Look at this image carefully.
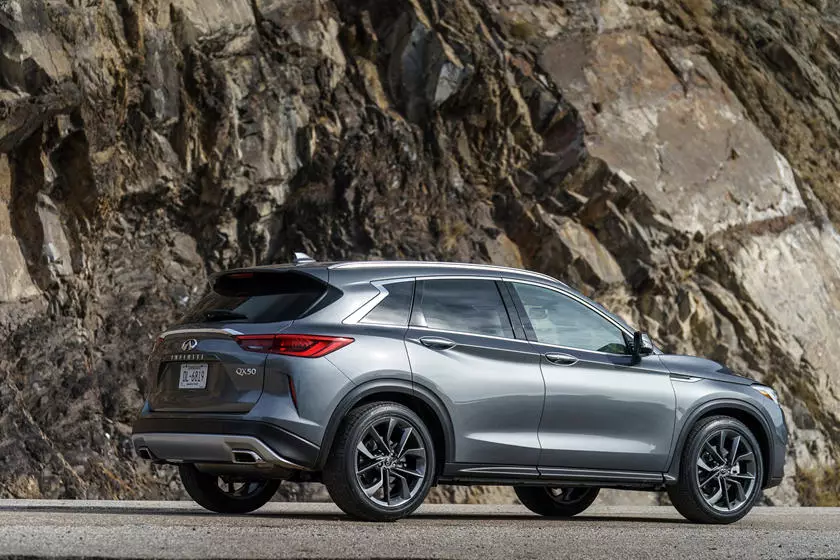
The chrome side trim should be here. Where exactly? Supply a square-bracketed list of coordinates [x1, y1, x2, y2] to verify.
[538, 467, 664, 482]
[457, 466, 540, 477]
[670, 374, 701, 383]
[131, 433, 307, 470]
[159, 328, 244, 339]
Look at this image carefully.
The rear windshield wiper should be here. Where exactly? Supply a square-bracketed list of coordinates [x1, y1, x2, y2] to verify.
[202, 309, 249, 321]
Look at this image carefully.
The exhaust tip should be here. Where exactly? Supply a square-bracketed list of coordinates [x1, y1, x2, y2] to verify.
[232, 450, 263, 464]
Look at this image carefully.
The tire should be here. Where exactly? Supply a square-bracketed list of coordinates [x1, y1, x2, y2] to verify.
[667, 415, 763, 524]
[179, 464, 280, 514]
[514, 486, 600, 517]
[323, 402, 436, 522]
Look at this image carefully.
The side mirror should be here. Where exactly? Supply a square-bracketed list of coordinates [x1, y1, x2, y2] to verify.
[632, 331, 654, 358]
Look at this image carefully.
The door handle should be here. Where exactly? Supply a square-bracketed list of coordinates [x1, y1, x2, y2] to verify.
[544, 352, 578, 366]
[419, 336, 457, 350]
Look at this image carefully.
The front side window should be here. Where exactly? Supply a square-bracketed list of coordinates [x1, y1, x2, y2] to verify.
[413, 279, 514, 338]
[360, 281, 414, 326]
[512, 283, 628, 354]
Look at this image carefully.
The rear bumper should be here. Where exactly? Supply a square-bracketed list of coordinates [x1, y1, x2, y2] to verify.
[131, 417, 320, 469]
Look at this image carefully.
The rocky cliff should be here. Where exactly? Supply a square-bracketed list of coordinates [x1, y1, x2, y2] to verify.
[1, 0, 839, 505]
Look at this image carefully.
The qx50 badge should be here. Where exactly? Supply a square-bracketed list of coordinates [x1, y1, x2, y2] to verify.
[181, 339, 198, 351]
[235, 368, 258, 376]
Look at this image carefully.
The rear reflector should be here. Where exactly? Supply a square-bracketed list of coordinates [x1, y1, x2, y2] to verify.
[234, 334, 354, 358]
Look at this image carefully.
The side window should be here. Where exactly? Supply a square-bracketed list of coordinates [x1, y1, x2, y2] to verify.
[360, 281, 414, 326]
[413, 279, 514, 338]
[512, 283, 628, 355]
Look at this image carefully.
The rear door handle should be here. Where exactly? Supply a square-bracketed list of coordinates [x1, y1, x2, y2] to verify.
[544, 352, 578, 366]
[419, 336, 457, 350]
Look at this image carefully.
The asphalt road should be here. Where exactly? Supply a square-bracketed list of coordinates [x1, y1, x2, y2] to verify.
[1, 500, 838, 559]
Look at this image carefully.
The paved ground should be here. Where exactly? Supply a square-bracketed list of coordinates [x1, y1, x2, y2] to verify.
[0, 501, 839, 559]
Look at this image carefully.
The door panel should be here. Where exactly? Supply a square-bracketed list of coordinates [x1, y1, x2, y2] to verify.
[406, 328, 544, 465]
[536, 348, 676, 471]
[405, 278, 544, 466]
[505, 280, 676, 472]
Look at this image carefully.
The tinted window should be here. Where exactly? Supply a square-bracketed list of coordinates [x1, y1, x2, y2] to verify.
[360, 281, 414, 326]
[413, 279, 514, 338]
[512, 283, 628, 354]
[180, 271, 327, 324]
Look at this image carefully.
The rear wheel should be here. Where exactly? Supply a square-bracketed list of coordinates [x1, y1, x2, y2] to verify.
[515, 486, 600, 517]
[667, 416, 763, 524]
[323, 402, 436, 521]
[179, 464, 280, 514]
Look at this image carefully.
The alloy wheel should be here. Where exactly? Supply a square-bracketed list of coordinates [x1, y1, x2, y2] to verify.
[354, 416, 428, 508]
[695, 428, 758, 512]
[215, 477, 271, 500]
[546, 487, 591, 504]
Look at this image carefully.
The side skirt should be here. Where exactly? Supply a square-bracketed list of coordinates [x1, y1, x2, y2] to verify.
[438, 463, 667, 490]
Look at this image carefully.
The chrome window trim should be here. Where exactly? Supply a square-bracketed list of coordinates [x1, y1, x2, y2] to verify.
[160, 328, 243, 339]
[409, 325, 530, 346]
[343, 278, 415, 325]
[504, 278, 634, 356]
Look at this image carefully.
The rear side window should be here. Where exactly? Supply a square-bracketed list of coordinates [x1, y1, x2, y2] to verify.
[180, 271, 329, 324]
[412, 279, 514, 338]
[360, 281, 414, 326]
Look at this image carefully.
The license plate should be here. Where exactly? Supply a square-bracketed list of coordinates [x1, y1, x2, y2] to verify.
[178, 363, 208, 389]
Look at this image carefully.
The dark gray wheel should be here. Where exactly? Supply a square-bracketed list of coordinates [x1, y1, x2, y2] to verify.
[515, 486, 600, 517]
[179, 464, 280, 514]
[668, 416, 763, 524]
[323, 402, 436, 521]
[354, 416, 429, 508]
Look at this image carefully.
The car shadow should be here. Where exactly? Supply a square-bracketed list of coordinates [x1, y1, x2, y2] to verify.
[0, 504, 339, 521]
[0, 504, 689, 524]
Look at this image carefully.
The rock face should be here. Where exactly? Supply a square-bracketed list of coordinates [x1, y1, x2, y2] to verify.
[0, 0, 839, 505]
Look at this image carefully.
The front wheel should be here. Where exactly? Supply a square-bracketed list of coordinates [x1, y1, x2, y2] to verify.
[515, 486, 600, 517]
[667, 416, 763, 524]
[179, 464, 280, 514]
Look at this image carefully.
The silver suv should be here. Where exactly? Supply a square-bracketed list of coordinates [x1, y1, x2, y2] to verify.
[132, 259, 786, 523]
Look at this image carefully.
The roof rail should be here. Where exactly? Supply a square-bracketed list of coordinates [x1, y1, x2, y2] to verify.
[329, 260, 564, 285]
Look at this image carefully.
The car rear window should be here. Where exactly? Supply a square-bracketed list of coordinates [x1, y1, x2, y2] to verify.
[179, 271, 329, 324]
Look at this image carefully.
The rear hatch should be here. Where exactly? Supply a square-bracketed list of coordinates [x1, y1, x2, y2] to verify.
[147, 269, 334, 413]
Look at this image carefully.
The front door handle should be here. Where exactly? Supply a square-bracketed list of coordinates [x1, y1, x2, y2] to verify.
[544, 352, 578, 366]
[419, 336, 457, 350]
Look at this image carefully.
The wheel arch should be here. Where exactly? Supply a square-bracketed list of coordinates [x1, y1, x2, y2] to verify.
[666, 399, 773, 488]
[315, 379, 455, 476]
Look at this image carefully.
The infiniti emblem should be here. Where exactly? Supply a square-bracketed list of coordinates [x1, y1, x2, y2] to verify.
[181, 339, 198, 351]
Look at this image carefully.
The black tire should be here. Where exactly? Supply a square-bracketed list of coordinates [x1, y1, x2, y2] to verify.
[179, 464, 280, 514]
[667, 416, 764, 524]
[323, 402, 436, 522]
[514, 486, 600, 517]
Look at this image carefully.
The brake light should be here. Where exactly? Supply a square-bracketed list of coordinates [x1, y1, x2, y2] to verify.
[235, 334, 353, 357]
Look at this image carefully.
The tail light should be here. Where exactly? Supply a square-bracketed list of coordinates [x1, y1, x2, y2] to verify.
[234, 334, 354, 358]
